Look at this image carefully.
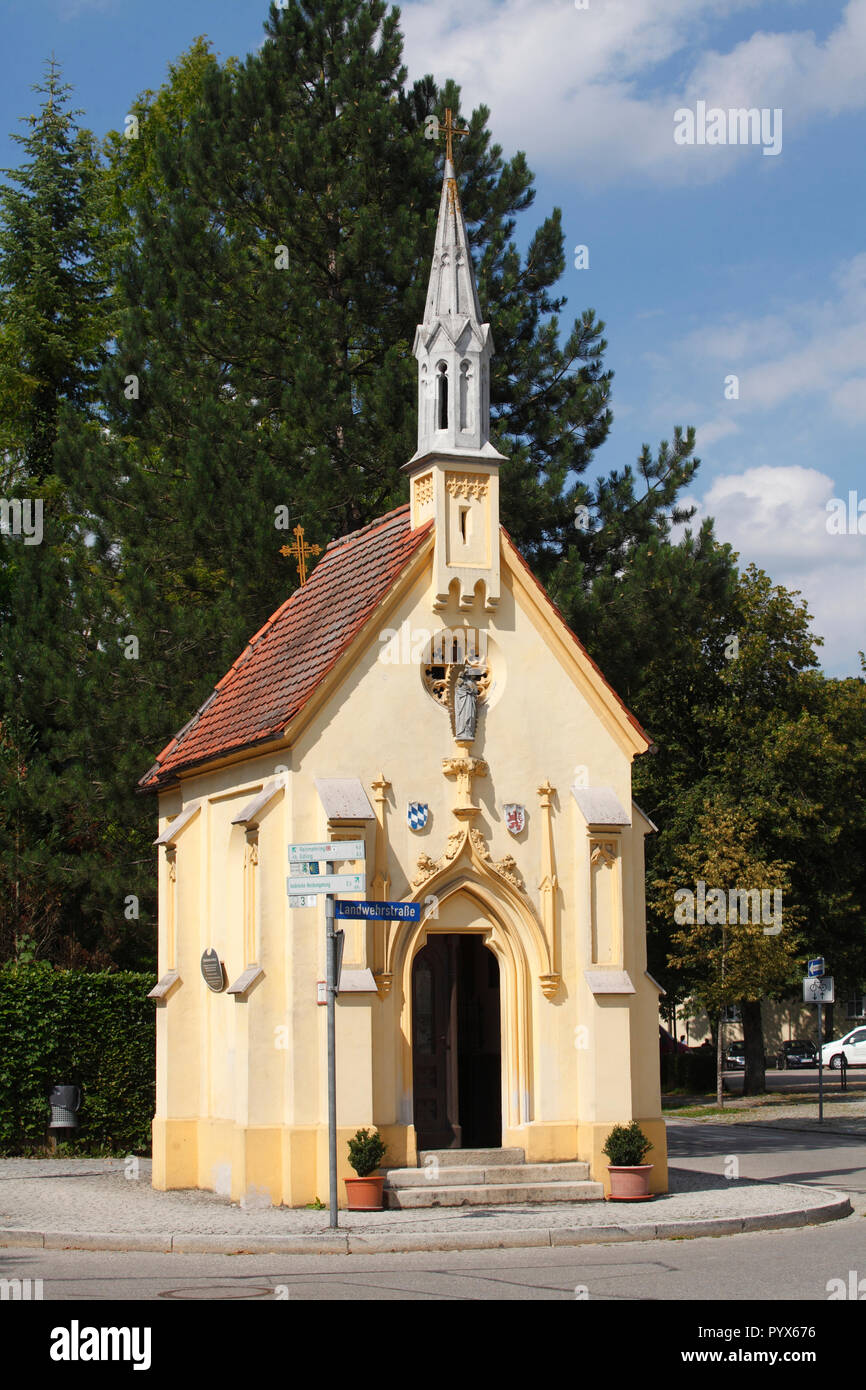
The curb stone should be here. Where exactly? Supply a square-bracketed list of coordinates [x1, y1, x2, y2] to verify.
[42, 1232, 173, 1253]
[736, 1120, 866, 1141]
[0, 1194, 851, 1256]
[170, 1234, 350, 1255]
[346, 1228, 552, 1254]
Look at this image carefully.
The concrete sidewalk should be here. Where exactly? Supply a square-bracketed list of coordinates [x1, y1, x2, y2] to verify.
[0, 1158, 852, 1254]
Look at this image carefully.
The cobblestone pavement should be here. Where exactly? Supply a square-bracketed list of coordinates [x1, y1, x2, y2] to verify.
[0, 1157, 851, 1250]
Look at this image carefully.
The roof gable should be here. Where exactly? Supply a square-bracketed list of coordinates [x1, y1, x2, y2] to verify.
[500, 528, 650, 756]
[140, 506, 648, 791]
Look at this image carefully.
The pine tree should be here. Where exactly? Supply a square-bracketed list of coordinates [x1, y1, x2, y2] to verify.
[0, 57, 106, 477]
[0, 59, 123, 966]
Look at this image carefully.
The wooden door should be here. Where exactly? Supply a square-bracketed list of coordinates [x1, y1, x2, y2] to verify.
[456, 934, 502, 1148]
[412, 936, 459, 1150]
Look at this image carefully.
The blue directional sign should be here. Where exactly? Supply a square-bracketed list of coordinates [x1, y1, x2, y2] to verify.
[808, 957, 825, 978]
[335, 900, 421, 922]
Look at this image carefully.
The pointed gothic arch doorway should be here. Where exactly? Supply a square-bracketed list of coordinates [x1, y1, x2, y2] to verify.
[411, 933, 502, 1150]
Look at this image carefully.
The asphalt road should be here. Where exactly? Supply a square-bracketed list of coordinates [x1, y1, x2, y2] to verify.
[666, 1120, 866, 1194]
[720, 1069, 866, 1097]
[4, 1121, 864, 1302]
[3, 1216, 864, 1302]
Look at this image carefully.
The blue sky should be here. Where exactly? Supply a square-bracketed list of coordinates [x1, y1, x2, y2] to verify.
[3, 0, 864, 674]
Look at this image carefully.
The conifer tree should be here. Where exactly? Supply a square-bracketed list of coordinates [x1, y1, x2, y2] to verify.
[0, 58, 106, 477]
[0, 60, 123, 965]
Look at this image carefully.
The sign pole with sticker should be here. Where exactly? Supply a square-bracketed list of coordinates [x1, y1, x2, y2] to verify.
[325, 863, 339, 1228]
[803, 970, 833, 1125]
[286, 841, 365, 1227]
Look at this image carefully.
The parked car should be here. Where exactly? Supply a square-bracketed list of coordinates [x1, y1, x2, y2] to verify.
[820, 1026, 866, 1070]
[724, 1041, 746, 1070]
[776, 1040, 817, 1069]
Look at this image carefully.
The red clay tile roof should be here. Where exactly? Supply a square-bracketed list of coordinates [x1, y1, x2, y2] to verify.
[139, 505, 432, 790]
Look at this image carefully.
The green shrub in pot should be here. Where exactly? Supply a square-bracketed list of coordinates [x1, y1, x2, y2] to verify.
[347, 1128, 387, 1176]
[602, 1120, 652, 1167]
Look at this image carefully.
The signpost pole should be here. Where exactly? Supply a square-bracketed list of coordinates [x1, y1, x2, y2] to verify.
[286, 840, 368, 1230]
[817, 999, 824, 1125]
[325, 864, 338, 1229]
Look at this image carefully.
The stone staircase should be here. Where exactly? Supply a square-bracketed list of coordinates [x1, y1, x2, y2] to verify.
[383, 1147, 604, 1209]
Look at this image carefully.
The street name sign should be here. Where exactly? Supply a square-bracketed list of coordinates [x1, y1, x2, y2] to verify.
[803, 976, 834, 1003]
[287, 840, 365, 863]
[286, 872, 366, 896]
[335, 900, 421, 922]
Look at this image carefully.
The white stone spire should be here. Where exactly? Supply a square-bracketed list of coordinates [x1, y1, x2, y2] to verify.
[406, 149, 504, 612]
[409, 159, 504, 463]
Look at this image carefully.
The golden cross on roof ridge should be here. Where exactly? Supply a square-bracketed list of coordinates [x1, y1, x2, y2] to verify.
[280, 524, 322, 586]
[438, 108, 470, 166]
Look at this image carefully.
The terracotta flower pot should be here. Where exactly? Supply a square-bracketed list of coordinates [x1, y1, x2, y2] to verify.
[344, 1175, 386, 1210]
[606, 1164, 654, 1201]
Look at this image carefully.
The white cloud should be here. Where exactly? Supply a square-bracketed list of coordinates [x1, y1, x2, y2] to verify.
[680, 464, 866, 671]
[695, 417, 741, 448]
[688, 0, 866, 119]
[832, 378, 866, 422]
[400, 0, 866, 185]
[665, 252, 866, 426]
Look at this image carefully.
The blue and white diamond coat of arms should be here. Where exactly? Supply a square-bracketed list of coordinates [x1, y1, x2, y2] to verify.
[407, 802, 429, 832]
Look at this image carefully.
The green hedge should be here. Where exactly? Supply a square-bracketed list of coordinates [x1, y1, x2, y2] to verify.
[660, 1050, 717, 1094]
[0, 962, 156, 1155]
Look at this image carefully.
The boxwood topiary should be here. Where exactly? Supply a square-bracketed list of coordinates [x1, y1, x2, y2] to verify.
[346, 1127, 387, 1176]
[602, 1120, 653, 1167]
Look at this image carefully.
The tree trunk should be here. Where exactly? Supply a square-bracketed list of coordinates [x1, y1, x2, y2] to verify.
[715, 1015, 724, 1107]
[741, 999, 766, 1095]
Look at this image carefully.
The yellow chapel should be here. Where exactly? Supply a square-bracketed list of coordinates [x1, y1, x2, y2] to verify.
[141, 148, 668, 1207]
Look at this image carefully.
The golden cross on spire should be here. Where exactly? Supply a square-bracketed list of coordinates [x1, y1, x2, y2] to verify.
[280, 524, 321, 586]
[438, 108, 470, 165]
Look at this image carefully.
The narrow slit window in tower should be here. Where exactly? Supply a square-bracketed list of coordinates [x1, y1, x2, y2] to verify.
[437, 362, 448, 430]
[459, 360, 472, 432]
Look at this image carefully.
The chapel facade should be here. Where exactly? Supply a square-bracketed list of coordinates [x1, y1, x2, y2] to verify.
[142, 151, 668, 1206]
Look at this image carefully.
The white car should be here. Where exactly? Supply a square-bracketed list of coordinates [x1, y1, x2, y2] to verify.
[820, 1026, 866, 1069]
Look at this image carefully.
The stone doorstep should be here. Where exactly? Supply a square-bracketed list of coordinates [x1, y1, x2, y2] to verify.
[417, 1147, 526, 1166]
[385, 1162, 592, 1188]
[389, 1149, 603, 1208]
[385, 1181, 605, 1209]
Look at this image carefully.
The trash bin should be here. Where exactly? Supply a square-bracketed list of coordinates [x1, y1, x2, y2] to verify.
[47, 1084, 81, 1130]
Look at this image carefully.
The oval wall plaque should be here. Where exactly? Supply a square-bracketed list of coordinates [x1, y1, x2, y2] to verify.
[200, 948, 225, 993]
